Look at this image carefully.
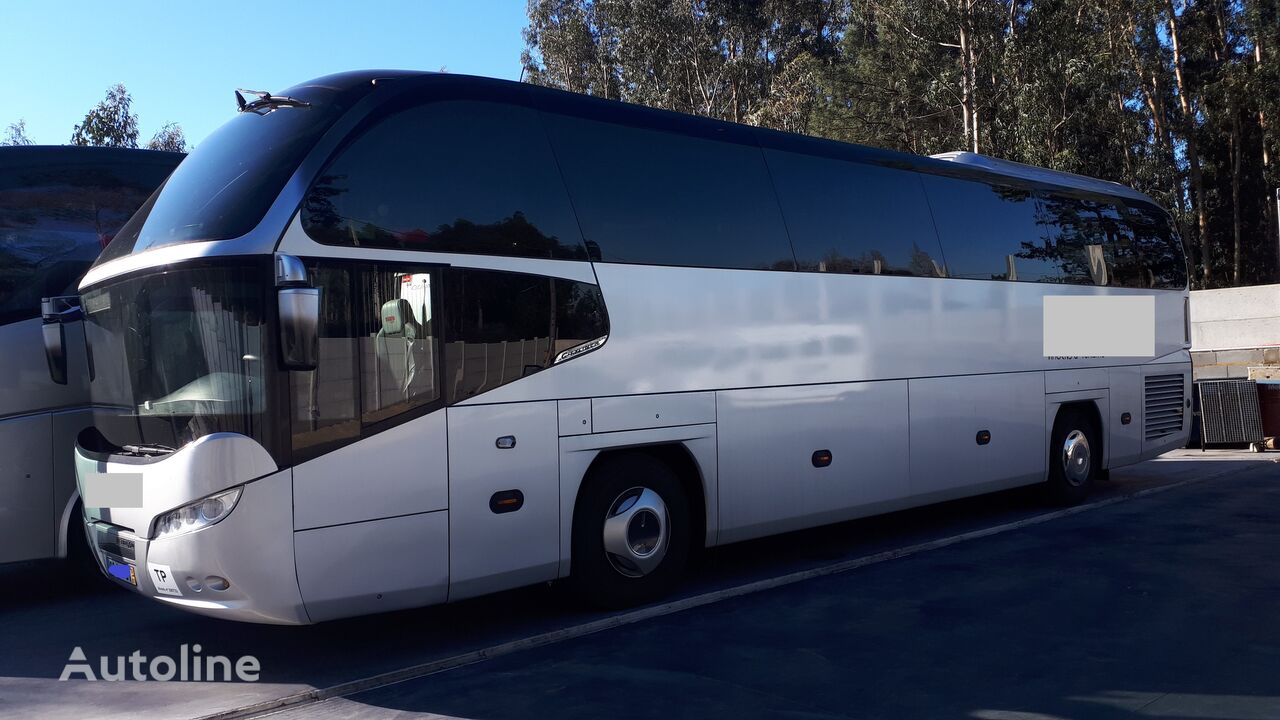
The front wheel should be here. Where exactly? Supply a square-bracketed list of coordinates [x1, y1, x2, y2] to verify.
[568, 453, 691, 609]
[1046, 408, 1101, 506]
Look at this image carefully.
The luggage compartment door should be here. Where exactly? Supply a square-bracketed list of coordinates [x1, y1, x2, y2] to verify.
[447, 401, 560, 601]
[909, 373, 1046, 497]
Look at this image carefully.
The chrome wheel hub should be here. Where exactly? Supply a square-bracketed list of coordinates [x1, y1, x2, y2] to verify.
[602, 487, 669, 578]
[1062, 429, 1092, 486]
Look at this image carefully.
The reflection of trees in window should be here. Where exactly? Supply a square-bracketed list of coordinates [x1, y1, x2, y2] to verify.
[554, 278, 609, 355]
[800, 243, 942, 278]
[1025, 193, 1185, 289]
[444, 268, 608, 402]
[1126, 206, 1187, 289]
[301, 172, 345, 232]
[1016, 194, 1097, 284]
[0, 164, 164, 322]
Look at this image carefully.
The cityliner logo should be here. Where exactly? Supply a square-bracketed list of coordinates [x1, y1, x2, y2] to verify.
[59, 645, 260, 682]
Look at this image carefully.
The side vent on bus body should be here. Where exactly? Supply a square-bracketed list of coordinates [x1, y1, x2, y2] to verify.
[1144, 374, 1185, 441]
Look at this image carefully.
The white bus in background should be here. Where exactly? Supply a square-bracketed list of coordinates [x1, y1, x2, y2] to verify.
[72, 72, 1190, 624]
[0, 145, 182, 565]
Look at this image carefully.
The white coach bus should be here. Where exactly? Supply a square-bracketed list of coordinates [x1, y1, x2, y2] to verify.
[0, 146, 181, 565]
[72, 72, 1190, 624]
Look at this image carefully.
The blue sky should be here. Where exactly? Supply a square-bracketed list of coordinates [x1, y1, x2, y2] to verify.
[0, 1, 528, 147]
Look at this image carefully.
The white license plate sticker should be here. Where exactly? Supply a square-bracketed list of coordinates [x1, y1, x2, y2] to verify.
[147, 563, 183, 596]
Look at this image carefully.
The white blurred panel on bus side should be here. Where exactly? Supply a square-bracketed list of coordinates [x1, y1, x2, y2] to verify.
[447, 401, 560, 601]
[716, 381, 910, 545]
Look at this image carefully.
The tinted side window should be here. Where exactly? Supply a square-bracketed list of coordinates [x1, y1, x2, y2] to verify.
[303, 101, 587, 260]
[1123, 204, 1188, 289]
[766, 151, 945, 276]
[291, 265, 358, 455]
[542, 113, 795, 270]
[0, 161, 174, 324]
[921, 174, 1056, 282]
[1029, 192, 1111, 284]
[444, 268, 608, 403]
[1036, 192, 1190, 289]
[358, 270, 440, 424]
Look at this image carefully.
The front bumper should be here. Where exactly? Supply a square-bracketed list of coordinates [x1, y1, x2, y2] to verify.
[87, 469, 310, 625]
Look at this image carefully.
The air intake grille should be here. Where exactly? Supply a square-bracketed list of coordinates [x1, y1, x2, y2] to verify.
[1196, 378, 1263, 445]
[1144, 374, 1186, 441]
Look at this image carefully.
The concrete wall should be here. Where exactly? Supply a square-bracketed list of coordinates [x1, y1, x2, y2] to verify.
[1190, 284, 1280, 379]
[1190, 284, 1280, 351]
[1192, 347, 1280, 379]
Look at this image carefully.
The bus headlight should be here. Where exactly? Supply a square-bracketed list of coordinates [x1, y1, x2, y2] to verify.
[153, 487, 243, 539]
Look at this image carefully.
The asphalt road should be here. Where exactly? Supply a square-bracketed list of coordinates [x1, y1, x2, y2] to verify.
[1, 449, 1274, 720]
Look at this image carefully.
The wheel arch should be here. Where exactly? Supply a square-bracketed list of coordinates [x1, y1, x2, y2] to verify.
[57, 489, 83, 559]
[579, 443, 707, 550]
[562, 440, 712, 578]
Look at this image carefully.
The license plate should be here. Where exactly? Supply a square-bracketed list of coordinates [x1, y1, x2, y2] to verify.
[104, 558, 137, 586]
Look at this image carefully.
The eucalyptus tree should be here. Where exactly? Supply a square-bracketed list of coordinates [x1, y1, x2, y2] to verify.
[70, 83, 139, 148]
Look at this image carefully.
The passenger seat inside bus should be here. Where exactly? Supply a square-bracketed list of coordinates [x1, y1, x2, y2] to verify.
[375, 298, 434, 403]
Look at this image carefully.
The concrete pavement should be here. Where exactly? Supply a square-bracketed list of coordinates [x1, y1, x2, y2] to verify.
[0, 449, 1274, 720]
[269, 452, 1280, 719]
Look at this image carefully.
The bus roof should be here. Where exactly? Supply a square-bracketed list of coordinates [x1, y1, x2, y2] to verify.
[928, 151, 1155, 205]
[0, 145, 185, 170]
[186, 69, 1162, 212]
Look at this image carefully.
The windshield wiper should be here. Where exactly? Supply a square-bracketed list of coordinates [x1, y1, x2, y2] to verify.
[121, 443, 176, 457]
[235, 88, 310, 115]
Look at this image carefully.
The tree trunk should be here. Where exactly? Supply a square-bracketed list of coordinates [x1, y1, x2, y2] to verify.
[1213, 0, 1244, 284]
[1166, 0, 1213, 285]
[956, 0, 979, 153]
[1254, 29, 1269, 168]
[1232, 108, 1244, 283]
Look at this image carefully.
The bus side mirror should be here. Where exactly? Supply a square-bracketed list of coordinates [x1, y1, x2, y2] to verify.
[41, 296, 82, 385]
[278, 287, 320, 370]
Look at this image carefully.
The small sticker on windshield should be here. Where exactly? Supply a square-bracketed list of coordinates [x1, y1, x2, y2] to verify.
[82, 291, 111, 315]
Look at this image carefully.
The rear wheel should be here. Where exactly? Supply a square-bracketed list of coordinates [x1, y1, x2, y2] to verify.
[568, 452, 691, 609]
[1046, 408, 1101, 506]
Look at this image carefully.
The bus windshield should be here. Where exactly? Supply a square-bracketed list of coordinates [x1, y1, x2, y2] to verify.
[80, 262, 276, 456]
[96, 78, 375, 265]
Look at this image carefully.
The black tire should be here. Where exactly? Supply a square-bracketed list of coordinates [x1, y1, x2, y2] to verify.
[568, 452, 691, 609]
[1046, 407, 1102, 506]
